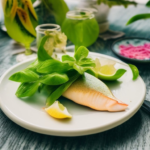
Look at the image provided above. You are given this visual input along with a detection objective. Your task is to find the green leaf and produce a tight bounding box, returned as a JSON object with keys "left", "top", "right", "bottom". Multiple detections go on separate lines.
{"left": 62, "top": 55, "right": 75, "bottom": 65}
{"left": 37, "top": 35, "right": 53, "bottom": 62}
{"left": 146, "top": 0, "right": 150, "bottom": 7}
{"left": 98, "top": 69, "right": 126, "bottom": 81}
{"left": 42, "top": 0, "right": 69, "bottom": 26}
{"left": 77, "top": 58, "right": 95, "bottom": 66}
{"left": 66, "top": 69, "right": 79, "bottom": 78}
{"left": 74, "top": 46, "right": 89, "bottom": 61}
{"left": 27, "top": 59, "right": 43, "bottom": 73}
{"left": 73, "top": 62, "right": 95, "bottom": 75}
{"left": 62, "top": 55, "right": 75, "bottom": 62}
{"left": 73, "top": 64, "right": 87, "bottom": 74}
{"left": 16, "top": 82, "right": 40, "bottom": 97}
{"left": 37, "top": 59, "right": 70, "bottom": 74}
{"left": 27, "top": 59, "right": 38, "bottom": 68}
{"left": 126, "top": 13, "right": 150, "bottom": 25}
{"left": 78, "top": 58, "right": 96, "bottom": 68}
{"left": 46, "top": 85, "right": 59, "bottom": 96}
{"left": 80, "top": 63, "right": 96, "bottom": 68}
{"left": 128, "top": 64, "right": 139, "bottom": 80}
{"left": 46, "top": 73, "right": 80, "bottom": 106}
{"left": 40, "top": 73, "right": 69, "bottom": 85}
{"left": 62, "top": 17, "right": 99, "bottom": 47}
{"left": 38, "top": 83, "right": 45, "bottom": 93}
{"left": 9, "top": 69, "right": 39, "bottom": 82}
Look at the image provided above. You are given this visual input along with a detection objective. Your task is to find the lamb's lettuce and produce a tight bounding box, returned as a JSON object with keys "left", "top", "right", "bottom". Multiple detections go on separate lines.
{"left": 40, "top": 73, "right": 69, "bottom": 85}
{"left": 37, "top": 59, "right": 71, "bottom": 74}
{"left": 16, "top": 82, "right": 40, "bottom": 97}
{"left": 9, "top": 69, "right": 39, "bottom": 82}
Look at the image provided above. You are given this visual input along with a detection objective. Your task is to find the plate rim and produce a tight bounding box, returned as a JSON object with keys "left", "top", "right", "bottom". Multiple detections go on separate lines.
{"left": 0, "top": 52, "right": 146, "bottom": 136}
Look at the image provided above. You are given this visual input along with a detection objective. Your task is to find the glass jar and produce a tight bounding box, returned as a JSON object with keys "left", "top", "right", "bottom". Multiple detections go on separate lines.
{"left": 35, "top": 24, "right": 61, "bottom": 48}
{"left": 62, "top": 9, "right": 99, "bottom": 50}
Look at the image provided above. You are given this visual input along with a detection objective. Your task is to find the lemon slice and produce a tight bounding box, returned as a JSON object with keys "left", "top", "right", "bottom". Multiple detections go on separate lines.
{"left": 45, "top": 101, "right": 72, "bottom": 119}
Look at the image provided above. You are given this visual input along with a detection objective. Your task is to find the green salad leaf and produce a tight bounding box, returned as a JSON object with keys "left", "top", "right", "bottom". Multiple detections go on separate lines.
{"left": 16, "top": 82, "right": 40, "bottom": 97}
{"left": 40, "top": 73, "right": 69, "bottom": 85}
{"left": 73, "top": 64, "right": 87, "bottom": 74}
{"left": 27, "top": 59, "right": 39, "bottom": 69}
{"left": 62, "top": 55, "right": 75, "bottom": 65}
{"left": 23, "top": 59, "right": 43, "bottom": 74}
{"left": 9, "top": 69, "right": 39, "bottom": 82}
{"left": 37, "top": 35, "right": 52, "bottom": 62}
{"left": 77, "top": 58, "right": 95, "bottom": 66}
{"left": 37, "top": 59, "right": 70, "bottom": 74}
{"left": 38, "top": 83, "right": 45, "bottom": 93}
{"left": 74, "top": 46, "right": 89, "bottom": 61}
{"left": 73, "top": 64, "right": 95, "bottom": 75}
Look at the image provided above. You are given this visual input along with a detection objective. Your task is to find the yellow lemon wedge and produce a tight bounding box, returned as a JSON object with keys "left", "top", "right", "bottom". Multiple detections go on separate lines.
{"left": 45, "top": 101, "right": 72, "bottom": 119}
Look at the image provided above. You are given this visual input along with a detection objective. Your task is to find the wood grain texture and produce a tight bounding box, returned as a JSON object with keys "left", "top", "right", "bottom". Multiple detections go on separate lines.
{"left": 1, "top": 4, "right": 150, "bottom": 150}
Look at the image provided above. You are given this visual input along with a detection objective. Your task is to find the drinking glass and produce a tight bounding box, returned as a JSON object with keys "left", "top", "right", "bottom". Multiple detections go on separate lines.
{"left": 62, "top": 9, "right": 99, "bottom": 51}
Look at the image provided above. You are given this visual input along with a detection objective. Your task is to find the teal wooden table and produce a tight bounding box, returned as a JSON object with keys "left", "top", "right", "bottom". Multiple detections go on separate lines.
{"left": 1, "top": 4, "right": 150, "bottom": 150}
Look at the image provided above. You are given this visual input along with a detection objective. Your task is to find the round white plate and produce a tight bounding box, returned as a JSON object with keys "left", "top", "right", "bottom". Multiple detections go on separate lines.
{"left": 0, "top": 51, "right": 146, "bottom": 136}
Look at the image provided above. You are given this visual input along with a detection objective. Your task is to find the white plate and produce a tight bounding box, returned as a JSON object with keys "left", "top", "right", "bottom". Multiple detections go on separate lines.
{"left": 0, "top": 51, "right": 146, "bottom": 136}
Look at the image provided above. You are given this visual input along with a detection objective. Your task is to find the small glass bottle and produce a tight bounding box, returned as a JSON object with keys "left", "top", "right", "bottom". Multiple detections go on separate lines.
{"left": 35, "top": 24, "right": 67, "bottom": 56}
{"left": 35, "top": 24, "right": 61, "bottom": 48}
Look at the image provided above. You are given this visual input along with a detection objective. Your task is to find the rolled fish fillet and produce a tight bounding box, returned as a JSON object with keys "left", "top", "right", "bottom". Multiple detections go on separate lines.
{"left": 63, "top": 73, "right": 128, "bottom": 112}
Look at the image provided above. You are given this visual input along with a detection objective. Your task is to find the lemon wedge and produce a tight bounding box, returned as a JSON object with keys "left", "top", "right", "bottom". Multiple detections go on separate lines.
{"left": 45, "top": 101, "right": 72, "bottom": 119}
{"left": 99, "top": 65, "right": 116, "bottom": 75}
{"left": 91, "top": 58, "right": 126, "bottom": 80}
{"left": 92, "top": 58, "right": 116, "bottom": 75}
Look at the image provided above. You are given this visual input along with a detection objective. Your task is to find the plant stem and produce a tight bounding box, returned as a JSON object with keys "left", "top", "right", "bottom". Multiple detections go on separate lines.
{"left": 25, "top": 45, "right": 32, "bottom": 55}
